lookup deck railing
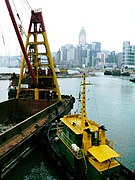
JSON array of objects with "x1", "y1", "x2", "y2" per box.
[{"x1": 57, "y1": 130, "x2": 85, "y2": 159}]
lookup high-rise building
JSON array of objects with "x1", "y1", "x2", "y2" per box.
[
  {"x1": 58, "y1": 28, "x2": 103, "y2": 68},
  {"x1": 61, "y1": 44, "x2": 75, "y2": 67},
  {"x1": 79, "y1": 27, "x2": 86, "y2": 45},
  {"x1": 55, "y1": 50, "x2": 61, "y2": 65},
  {"x1": 116, "y1": 52, "x2": 123, "y2": 68},
  {"x1": 123, "y1": 41, "x2": 135, "y2": 68},
  {"x1": 92, "y1": 41, "x2": 101, "y2": 53}
]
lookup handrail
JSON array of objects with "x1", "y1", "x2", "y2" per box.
[{"x1": 57, "y1": 130, "x2": 85, "y2": 159}]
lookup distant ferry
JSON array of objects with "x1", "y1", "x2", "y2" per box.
[{"x1": 104, "y1": 69, "x2": 130, "y2": 76}]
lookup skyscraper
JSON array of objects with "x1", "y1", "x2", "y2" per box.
[
  {"x1": 123, "y1": 41, "x2": 135, "y2": 67},
  {"x1": 79, "y1": 27, "x2": 86, "y2": 45},
  {"x1": 92, "y1": 41, "x2": 101, "y2": 53}
]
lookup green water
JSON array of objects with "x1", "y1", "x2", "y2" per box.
[{"x1": 1, "y1": 71, "x2": 135, "y2": 179}]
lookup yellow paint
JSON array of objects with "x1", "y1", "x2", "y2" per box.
[
  {"x1": 88, "y1": 145, "x2": 120, "y2": 163},
  {"x1": 89, "y1": 156, "x2": 120, "y2": 172},
  {"x1": 59, "y1": 73, "x2": 121, "y2": 174},
  {"x1": 16, "y1": 10, "x2": 61, "y2": 101},
  {"x1": 35, "y1": 88, "x2": 39, "y2": 100},
  {"x1": 42, "y1": 32, "x2": 61, "y2": 101}
]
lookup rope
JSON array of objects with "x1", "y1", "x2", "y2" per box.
[
  {"x1": 11, "y1": 0, "x2": 27, "y2": 37},
  {"x1": 0, "y1": 24, "x2": 8, "y2": 56},
  {"x1": 11, "y1": 0, "x2": 18, "y2": 15},
  {"x1": 76, "y1": 84, "x2": 82, "y2": 114},
  {"x1": 83, "y1": 156, "x2": 88, "y2": 174},
  {"x1": 24, "y1": 0, "x2": 32, "y2": 10},
  {"x1": 91, "y1": 82, "x2": 100, "y2": 124}
]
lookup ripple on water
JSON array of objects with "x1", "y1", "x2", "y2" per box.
[{"x1": 23, "y1": 161, "x2": 61, "y2": 180}]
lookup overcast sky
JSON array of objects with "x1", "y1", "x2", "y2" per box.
[{"x1": 0, "y1": 0, "x2": 135, "y2": 55}]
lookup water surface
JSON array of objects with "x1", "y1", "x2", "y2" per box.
[{"x1": 0, "y1": 70, "x2": 135, "y2": 179}]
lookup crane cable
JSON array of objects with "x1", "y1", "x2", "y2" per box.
[
  {"x1": 20, "y1": 0, "x2": 31, "y2": 14},
  {"x1": 11, "y1": 0, "x2": 27, "y2": 37},
  {"x1": 0, "y1": 24, "x2": 8, "y2": 57},
  {"x1": 91, "y1": 82, "x2": 100, "y2": 124},
  {"x1": 24, "y1": 0, "x2": 32, "y2": 10}
]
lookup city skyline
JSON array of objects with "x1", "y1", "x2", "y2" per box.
[{"x1": 0, "y1": 0, "x2": 135, "y2": 55}]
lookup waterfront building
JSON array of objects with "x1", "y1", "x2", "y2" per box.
[
  {"x1": 108, "y1": 51, "x2": 116, "y2": 64},
  {"x1": 55, "y1": 28, "x2": 105, "y2": 68},
  {"x1": 96, "y1": 53, "x2": 106, "y2": 69},
  {"x1": 75, "y1": 45, "x2": 82, "y2": 67},
  {"x1": 104, "y1": 51, "x2": 117, "y2": 68},
  {"x1": 60, "y1": 44, "x2": 76, "y2": 67},
  {"x1": 92, "y1": 41, "x2": 101, "y2": 55},
  {"x1": 81, "y1": 45, "x2": 90, "y2": 68},
  {"x1": 91, "y1": 41, "x2": 101, "y2": 67},
  {"x1": 67, "y1": 46, "x2": 76, "y2": 67},
  {"x1": 55, "y1": 50, "x2": 61, "y2": 65},
  {"x1": 116, "y1": 52, "x2": 123, "y2": 68},
  {"x1": 76, "y1": 44, "x2": 92, "y2": 68},
  {"x1": 123, "y1": 41, "x2": 135, "y2": 68}
]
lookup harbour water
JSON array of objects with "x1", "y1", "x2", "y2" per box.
[{"x1": 0, "y1": 68, "x2": 135, "y2": 179}]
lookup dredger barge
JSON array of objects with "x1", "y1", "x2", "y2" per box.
[{"x1": 0, "y1": 0, "x2": 75, "y2": 178}]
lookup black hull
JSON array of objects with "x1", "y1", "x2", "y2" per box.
[
  {"x1": 44, "y1": 123, "x2": 79, "y2": 180},
  {"x1": 129, "y1": 78, "x2": 135, "y2": 82},
  {"x1": 104, "y1": 70, "x2": 130, "y2": 76},
  {"x1": 44, "y1": 123, "x2": 135, "y2": 180},
  {"x1": 104, "y1": 70, "x2": 112, "y2": 75}
]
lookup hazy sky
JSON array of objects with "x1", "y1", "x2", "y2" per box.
[{"x1": 0, "y1": 0, "x2": 135, "y2": 55}]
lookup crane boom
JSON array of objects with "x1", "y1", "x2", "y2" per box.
[{"x1": 5, "y1": 0, "x2": 37, "y2": 87}]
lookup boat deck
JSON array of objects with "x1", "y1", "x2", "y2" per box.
[
  {"x1": 0, "y1": 95, "x2": 75, "y2": 179},
  {"x1": 0, "y1": 116, "x2": 47, "y2": 156},
  {"x1": 0, "y1": 98, "x2": 69, "y2": 156}
]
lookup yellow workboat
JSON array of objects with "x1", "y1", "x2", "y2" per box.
[{"x1": 45, "y1": 73, "x2": 135, "y2": 179}]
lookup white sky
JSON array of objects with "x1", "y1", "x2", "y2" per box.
[{"x1": 0, "y1": 0, "x2": 135, "y2": 55}]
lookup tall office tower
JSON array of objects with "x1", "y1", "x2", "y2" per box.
[
  {"x1": 61, "y1": 44, "x2": 74, "y2": 67},
  {"x1": 123, "y1": 41, "x2": 135, "y2": 67},
  {"x1": 92, "y1": 41, "x2": 101, "y2": 53},
  {"x1": 79, "y1": 27, "x2": 86, "y2": 45}
]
